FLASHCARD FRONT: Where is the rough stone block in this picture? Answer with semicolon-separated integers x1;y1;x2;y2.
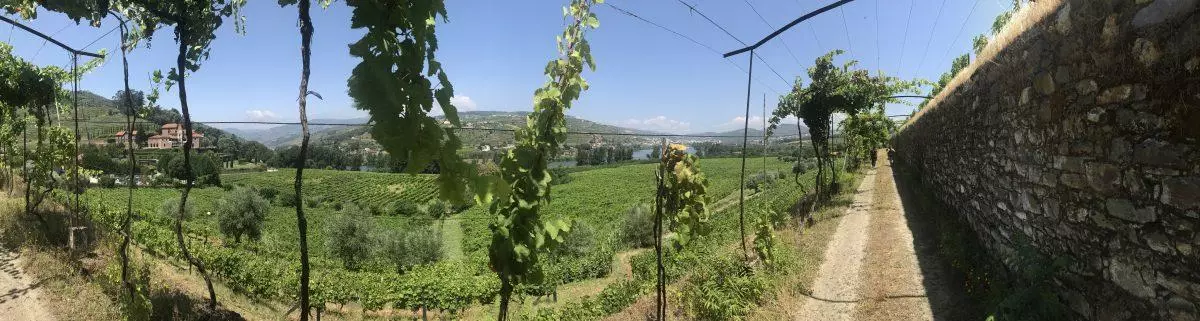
1107;198;1157;223
1134;139;1186;168
1132;0;1200;28
1035;72;1057;95
1133;38;1162;67
1098;85;1135;104
1109;256;1156;298
1161;177;1200;210
1086;162;1122;194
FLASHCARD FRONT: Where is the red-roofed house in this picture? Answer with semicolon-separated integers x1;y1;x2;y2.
114;130;138;147
130;123;204;149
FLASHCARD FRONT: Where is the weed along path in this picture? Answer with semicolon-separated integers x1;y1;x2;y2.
0;250;53;321
795;168;877;320
795;151;956;320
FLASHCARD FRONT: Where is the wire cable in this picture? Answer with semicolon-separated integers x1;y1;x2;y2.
839;6;853;54
741;0;803;66
32;22;71;59
897;0;915;73
66;119;803;139
603;3;784;94
914;0;949;77
81;25;120;51
875;0;882;71
940;0;980;62
671;0;792;88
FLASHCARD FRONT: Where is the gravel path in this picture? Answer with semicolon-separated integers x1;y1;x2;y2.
796;150;956;321
0;250;53;321
795;169;877;321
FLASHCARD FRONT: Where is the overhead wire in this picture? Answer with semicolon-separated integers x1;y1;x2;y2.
65;119;804;139
941;0;981;61
874;0;881;72
670;0;792;90
32;22;71;59
897;0;915;73
604;2;784;94
839;6;852;54
914;0;949;77
740;0;803;66
81;25;121;51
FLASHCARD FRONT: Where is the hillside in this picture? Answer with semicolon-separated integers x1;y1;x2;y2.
70;90;246;147
245;111;663;149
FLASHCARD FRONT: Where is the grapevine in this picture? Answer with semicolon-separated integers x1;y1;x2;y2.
652;143;710;319
344;0;476;205
487;1;602;319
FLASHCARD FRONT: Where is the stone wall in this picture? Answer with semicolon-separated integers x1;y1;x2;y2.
892;0;1200;320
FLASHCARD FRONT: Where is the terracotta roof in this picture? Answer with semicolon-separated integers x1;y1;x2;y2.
191;132;204;137
115;130;138;136
148;135;171;140
161;123;180;129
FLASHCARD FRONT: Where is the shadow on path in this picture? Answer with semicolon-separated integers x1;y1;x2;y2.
891;165;986;321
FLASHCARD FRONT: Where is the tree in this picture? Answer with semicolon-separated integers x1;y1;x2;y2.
486;1;602;318
424;198;451;231
111;89;145;116
326;204;374;271
216;187;269;244
769;50;914;201
621;203;654;248
130;0;248;308
972;34;989;56
382;227;443;274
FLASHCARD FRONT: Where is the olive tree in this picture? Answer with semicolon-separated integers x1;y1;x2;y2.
217;187;269;244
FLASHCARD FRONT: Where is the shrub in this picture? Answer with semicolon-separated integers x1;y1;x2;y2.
305;195;324;209
98;176;117;188
326;204;375;271
382;227;444;273
158;196;193;220
257;187;279;201
680;257;769;320
423;199;450;219
388;200;421;217
277;190;298;207
216;187;270;244
621;204;654;248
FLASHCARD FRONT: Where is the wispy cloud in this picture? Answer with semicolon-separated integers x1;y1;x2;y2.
245;109;279;122
619;116;691;132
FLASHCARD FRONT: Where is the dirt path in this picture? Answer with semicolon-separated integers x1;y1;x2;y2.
794;168;877;321
795;150;955;321
0;250;53;321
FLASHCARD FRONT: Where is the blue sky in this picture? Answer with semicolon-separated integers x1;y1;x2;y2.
3;0;1010;133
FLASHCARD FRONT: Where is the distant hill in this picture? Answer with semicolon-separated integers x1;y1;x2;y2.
217;117;368;147
693;123;808;145
249;111;662;149
71;90;246;147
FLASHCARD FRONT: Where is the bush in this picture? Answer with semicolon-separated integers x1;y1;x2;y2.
216;187;270;244
257;187;279;201
621;204;654;248
745;172;775;192
326;204;375;270
388;200;421;217
680;257;769;320
277;190;298;207
306;195;326;209
158;196;193;220
382;227;444;273
423;199;450;219
98;176;117;188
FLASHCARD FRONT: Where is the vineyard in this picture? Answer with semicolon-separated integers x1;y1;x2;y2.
223;169;441;209
60;156;817;319
0;0;929;319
